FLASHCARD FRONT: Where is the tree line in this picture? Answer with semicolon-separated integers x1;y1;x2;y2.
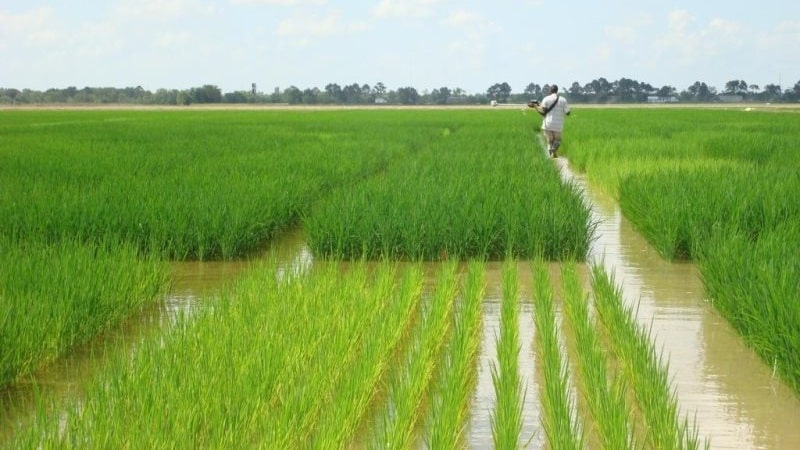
2;77;799;106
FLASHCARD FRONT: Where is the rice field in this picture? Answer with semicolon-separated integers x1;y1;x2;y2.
2;107;799;448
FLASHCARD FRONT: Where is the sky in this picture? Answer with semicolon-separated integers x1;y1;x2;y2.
1;0;799;95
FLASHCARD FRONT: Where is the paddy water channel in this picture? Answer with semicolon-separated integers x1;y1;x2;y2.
2;159;799;449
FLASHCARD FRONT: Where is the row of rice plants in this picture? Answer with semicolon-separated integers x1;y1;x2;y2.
375;261;457;449
697;224;800;393
618;166;800;260
425;260;485;448
305;111;593;261
0;237;167;387
563;108;799;195
0;110;419;259
531;260;584;448
0;109;453;393
561;263;633;449
564;108;800;393
489;259;524;448
8;258;425;448
591;264;705;449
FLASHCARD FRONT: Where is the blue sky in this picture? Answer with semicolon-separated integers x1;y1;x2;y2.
1;0;798;94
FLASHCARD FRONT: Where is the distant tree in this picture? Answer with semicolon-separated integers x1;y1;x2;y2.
4;88;21;105
302;87;319;104
724;79;748;96
430;86;451;105
686;81;716;102
396;86;419;105
373;82;387;97
568;82;584;102
587;77;612;102
487;82;512;102
190;85;222;103
283;86;302;104
342;83;362;104
762;84;782;102
224;91;250;103
657;85;677;99
325;83;343;103
524;83;542;100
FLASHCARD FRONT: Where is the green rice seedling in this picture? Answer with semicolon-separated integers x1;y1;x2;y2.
561;263;634;449
591;264;705;450
0;110;404;259
7;258;425;448
314;263;424;448
698;223;800;393
489;259;524;449
425;260;485;449
306;110;593;261
0;236;168;387
375;260;458;450
619;165;800;260
531;260;583;449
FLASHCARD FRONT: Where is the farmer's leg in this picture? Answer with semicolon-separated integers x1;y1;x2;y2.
550;131;562;157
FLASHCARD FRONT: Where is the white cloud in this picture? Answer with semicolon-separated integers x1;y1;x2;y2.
0;7;60;48
154;30;194;49
656;10;747;64
229;0;326;5
604;25;635;44
114;0;217;20
373;0;442;19
275;11;369;44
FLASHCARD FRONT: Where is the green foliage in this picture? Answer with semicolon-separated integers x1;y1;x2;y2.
567;107;800;393
531;260;583;449
0;237;168;386
698;224;800;393
591;265;704;450
306;111;593;261
490;259;524;448
0;110;397;260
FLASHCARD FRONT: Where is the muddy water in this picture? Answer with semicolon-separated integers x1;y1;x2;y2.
558;158;800;449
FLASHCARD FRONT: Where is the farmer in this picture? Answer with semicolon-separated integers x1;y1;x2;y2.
528;84;571;158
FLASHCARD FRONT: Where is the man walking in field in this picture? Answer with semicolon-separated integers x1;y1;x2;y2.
528;85;570;158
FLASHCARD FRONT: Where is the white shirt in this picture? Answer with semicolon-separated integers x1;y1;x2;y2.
540;93;570;132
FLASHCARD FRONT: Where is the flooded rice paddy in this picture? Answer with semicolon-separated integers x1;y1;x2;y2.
2;158;800;449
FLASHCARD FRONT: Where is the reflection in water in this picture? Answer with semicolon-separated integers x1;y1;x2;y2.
557;158;800;450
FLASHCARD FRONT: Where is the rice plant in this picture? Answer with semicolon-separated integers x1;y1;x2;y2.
375;260;458;449
425;260;485;449
0;236;168;387
561;263;634;449
698;223;800;393
531;260;583;449
490;259;524;448
305;110;592;261
7;258;426;448
591;264;705;450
